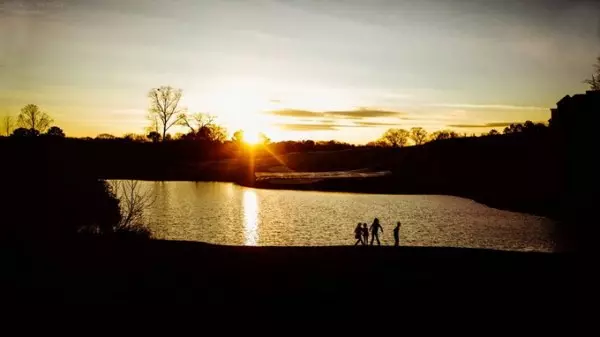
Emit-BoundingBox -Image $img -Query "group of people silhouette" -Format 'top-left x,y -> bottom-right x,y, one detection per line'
354,218 -> 401,246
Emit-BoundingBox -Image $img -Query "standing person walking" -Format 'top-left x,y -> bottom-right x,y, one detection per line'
354,223 -> 364,245
393,221 -> 401,247
362,223 -> 369,246
369,218 -> 383,246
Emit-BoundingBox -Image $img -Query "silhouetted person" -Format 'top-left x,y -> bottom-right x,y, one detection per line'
354,223 -> 363,245
370,218 -> 383,246
362,223 -> 368,246
393,222 -> 401,247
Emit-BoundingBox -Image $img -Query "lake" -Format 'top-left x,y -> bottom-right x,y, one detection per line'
121,181 -> 557,252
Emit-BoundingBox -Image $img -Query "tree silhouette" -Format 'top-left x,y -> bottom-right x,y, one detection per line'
148,86 -> 186,142
2,115 -> 13,136
96,133 -> 116,140
583,56 -> 600,90
366,139 -> 389,147
46,126 -> 65,138
11,127 -> 39,137
430,130 -> 459,141
123,133 -> 148,142
146,131 -> 161,143
205,125 -> 228,142
17,104 -> 53,133
503,123 -> 524,134
522,120 -> 548,134
524,120 -> 535,129
379,128 -> 410,147
232,129 -> 245,144
410,127 -> 428,145
179,113 -> 228,142
487,129 -> 500,136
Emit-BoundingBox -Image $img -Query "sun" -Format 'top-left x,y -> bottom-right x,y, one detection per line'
243,130 -> 261,145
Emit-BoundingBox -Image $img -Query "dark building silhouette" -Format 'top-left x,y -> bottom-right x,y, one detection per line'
551,90 -> 600,135
551,90 -> 600,249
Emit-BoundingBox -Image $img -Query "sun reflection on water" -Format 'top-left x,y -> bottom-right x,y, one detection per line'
243,189 -> 259,245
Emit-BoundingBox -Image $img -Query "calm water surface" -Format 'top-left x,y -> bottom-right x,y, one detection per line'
122,181 -> 557,252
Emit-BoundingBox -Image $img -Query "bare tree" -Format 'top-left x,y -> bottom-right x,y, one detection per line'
410,127 -> 428,145
17,104 -> 53,133
1,115 -> 13,136
179,112 -> 227,142
111,180 -> 154,237
379,128 -> 410,147
148,86 -> 186,141
179,112 -> 216,132
584,56 -> 600,90
145,115 -> 160,134
584,74 -> 600,91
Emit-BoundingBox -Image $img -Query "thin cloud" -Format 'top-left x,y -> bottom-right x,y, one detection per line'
326,108 -> 406,119
353,121 -> 403,127
276,123 -> 337,131
269,109 -> 324,118
320,119 -> 336,124
448,122 -> 525,128
267,108 -> 406,120
430,104 -> 548,111
277,121 -> 407,131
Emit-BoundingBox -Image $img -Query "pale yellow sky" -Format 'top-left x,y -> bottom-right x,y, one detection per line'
1,0 -> 598,143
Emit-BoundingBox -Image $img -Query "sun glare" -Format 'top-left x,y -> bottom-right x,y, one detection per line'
243,130 -> 261,145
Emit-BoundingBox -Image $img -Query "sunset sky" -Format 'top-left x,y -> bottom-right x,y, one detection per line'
1,0 -> 599,143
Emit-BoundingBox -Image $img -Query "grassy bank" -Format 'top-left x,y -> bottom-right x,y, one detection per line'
3,238 -> 582,304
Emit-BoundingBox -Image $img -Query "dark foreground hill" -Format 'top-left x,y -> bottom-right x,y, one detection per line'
3,238 -> 585,305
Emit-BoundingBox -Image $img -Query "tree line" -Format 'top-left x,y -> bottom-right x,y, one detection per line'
368,120 -> 550,148
0,99 -> 551,153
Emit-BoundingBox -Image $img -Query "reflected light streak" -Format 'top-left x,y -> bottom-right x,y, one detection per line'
242,189 -> 259,246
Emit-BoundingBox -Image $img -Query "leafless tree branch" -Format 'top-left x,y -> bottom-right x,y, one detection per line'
148,86 -> 187,141
111,180 -> 155,234
17,104 -> 53,133
1,115 -> 13,136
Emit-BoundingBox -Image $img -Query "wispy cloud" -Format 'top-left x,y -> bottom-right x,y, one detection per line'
267,108 -> 406,119
269,109 -> 324,118
277,120 -> 406,131
353,121 -> 403,127
429,104 -> 548,111
448,122 -> 525,128
276,123 -> 337,131
326,108 -> 405,119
